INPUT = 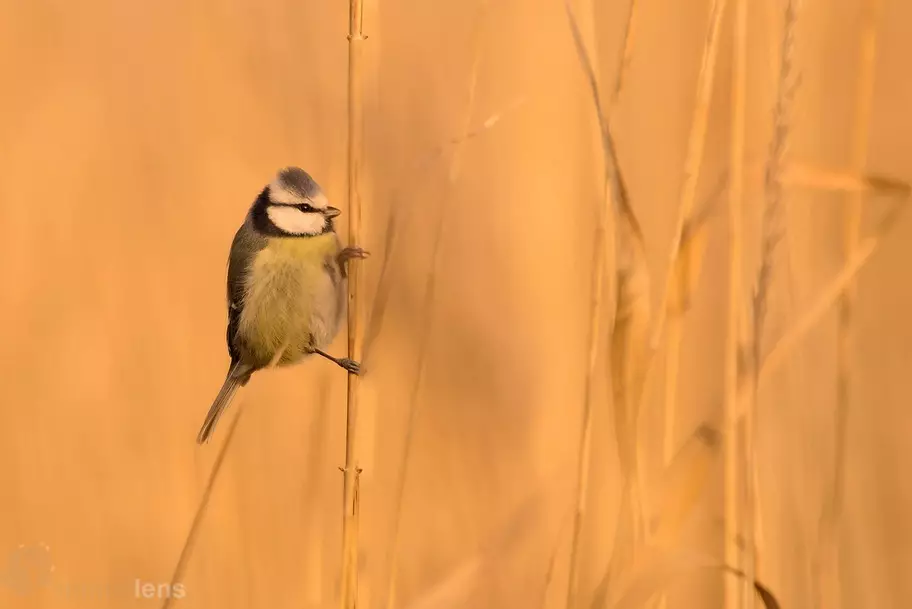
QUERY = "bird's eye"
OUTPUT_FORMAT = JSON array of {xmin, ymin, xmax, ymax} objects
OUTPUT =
[{"xmin": 297, "ymin": 203, "xmax": 315, "ymax": 213}]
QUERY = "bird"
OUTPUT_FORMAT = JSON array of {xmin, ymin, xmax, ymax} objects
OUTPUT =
[{"xmin": 196, "ymin": 167, "xmax": 367, "ymax": 444}]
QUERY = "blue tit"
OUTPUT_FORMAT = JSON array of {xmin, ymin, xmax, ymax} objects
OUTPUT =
[{"xmin": 197, "ymin": 167, "xmax": 367, "ymax": 444}]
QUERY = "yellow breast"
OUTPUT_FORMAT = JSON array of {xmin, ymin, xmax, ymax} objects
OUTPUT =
[{"xmin": 238, "ymin": 233, "xmax": 342, "ymax": 367}]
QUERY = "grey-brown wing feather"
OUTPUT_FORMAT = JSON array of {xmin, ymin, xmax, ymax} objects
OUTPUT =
[{"xmin": 226, "ymin": 220, "xmax": 267, "ymax": 365}]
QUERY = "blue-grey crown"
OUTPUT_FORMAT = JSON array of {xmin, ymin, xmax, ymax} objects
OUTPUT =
[{"xmin": 276, "ymin": 167, "xmax": 321, "ymax": 198}]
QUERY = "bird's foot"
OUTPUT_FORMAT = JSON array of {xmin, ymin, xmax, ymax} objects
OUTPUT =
[
  {"xmin": 339, "ymin": 358, "xmax": 362, "ymax": 375},
  {"xmin": 338, "ymin": 246, "xmax": 370, "ymax": 265},
  {"xmin": 312, "ymin": 348, "xmax": 362, "ymax": 375}
]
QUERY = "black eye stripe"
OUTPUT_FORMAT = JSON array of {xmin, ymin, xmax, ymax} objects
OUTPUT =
[{"xmin": 268, "ymin": 201, "xmax": 324, "ymax": 214}]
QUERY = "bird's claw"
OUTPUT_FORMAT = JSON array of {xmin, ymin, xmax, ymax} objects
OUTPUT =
[
  {"xmin": 340, "ymin": 358, "xmax": 362, "ymax": 375},
  {"xmin": 338, "ymin": 247, "xmax": 370, "ymax": 264}
]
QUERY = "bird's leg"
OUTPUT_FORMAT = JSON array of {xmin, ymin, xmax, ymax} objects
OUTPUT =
[
  {"xmin": 313, "ymin": 348, "xmax": 361, "ymax": 375},
  {"xmin": 268, "ymin": 341, "xmax": 291, "ymax": 369}
]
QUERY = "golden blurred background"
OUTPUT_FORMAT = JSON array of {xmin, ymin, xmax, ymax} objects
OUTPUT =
[{"xmin": 0, "ymin": 0, "xmax": 909, "ymax": 607}]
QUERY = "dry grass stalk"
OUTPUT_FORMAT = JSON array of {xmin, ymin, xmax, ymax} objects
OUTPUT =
[
  {"xmin": 656, "ymin": 0, "xmax": 728, "ymax": 476},
  {"xmin": 624, "ymin": 421, "xmax": 722, "ymax": 609},
  {"xmin": 607, "ymin": 210, "xmax": 651, "ymax": 564},
  {"xmin": 362, "ymin": 97, "xmax": 523, "ymax": 369},
  {"xmin": 757, "ymin": 183, "xmax": 907, "ymax": 388},
  {"xmin": 606, "ymin": 205, "xmax": 650, "ymax": 601},
  {"xmin": 623, "ymin": 3, "xmax": 728, "ymax": 606},
  {"xmin": 563, "ymin": 2, "xmax": 615, "ymax": 606},
  {"xmin": 743, "ymin": 1, "xmax": 802, "ymax": 606},
  {"xmin": 724, "ymin": 0, "xmax": 750, "ymax": 605},
  {"xmin": 610, "ymin": 0, "xmax": 640, "ymax": 110},
  {"xmin": 781, "ymin": 164, "xmax": 911, "ymax": 196},
  {"xmin": 341, "ymin": 0, "xmax": 367, "ymax": 607},
  {"xmin": 649, "ymin": 424, "xmax": 722, "ymax": 548},
  {"xmin": 602, "ymin": 547, "xmax": 781, "ymax": 609},
  {"xmin": 758, "ymin": 235, "xmax": 875, "ymax": 386},
  {"xmin": 608, "ymin": 0, "xmax": 650, "ymax": 518},
  {"xmin": 588, "ymin": 417, "xmax": 782, "ymax": 609},
  {"xmin": 563, "ymin": 0, "xmax": 649, "ymax": 605},
  {"xmin": 362, "ymin": 105, "xmax": 524, "ymax": 602},
  {"xmin": 822, "ymin": 3, "xmax": 883, "ymax": 605},
  {"xmin": 160, "ymin": 409, "xmax": 245, "ymax": 609},
  {"xmin": 162, "ymin": 341, "xmax": 297, "ymax": 609},
  {"xmin": 383, "ymin": 4, "xmax": 489, "ymax": 607},
  {"xmin": 600, "ymin": 0, "xmax": 650, "ymax": 500},
  {"xmin": 607, "ymin": 145, "xmax": 650, "ymax": 593},
  {"xmin": 401, "ymin": 480, "xmax": 570, "ymax": 609},
  {"xmin": 539, "ymin": 511, "xmax": 573, "ymax": 609},
  {"xmin": 361, "ymin": 210, "xmax": 399, "ymax": 369}
]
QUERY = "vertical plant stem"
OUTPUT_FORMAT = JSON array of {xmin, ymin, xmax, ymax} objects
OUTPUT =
[
  {"xmin": 652, "ymin": 12, "xmax": 728, "ymax": 608},
  {"xmin": 610, "ymin": 0, "xmax": 640, "ymax": 110},
  {"xmin": 562, "ymin": 0, "xmax": 621, "ymax": 604},
  {"xmin": 825, "ymin": 1, "xmax": 882, "ymax": 607},
  {"xmin": 657, "ymin": 0, "xmax": 728, "ymax": 468},
  {"xmin": 383, "ymin": 5, "xmax": 488, "ymax": 608},
  {"xmin": 564, "ymin": 0, "xmax": 648, "ymax": 604},
  {"xmin": 567, "ymin": 206, "xmax": 608, "ymax": 609},
  {"xmin": 642, "ymin": 0, "xmax": 729, "ymax": 604},
  {"xmin": 755, "ymin": 1, "xmax": 800, "ymax": 607},
  {"xmin": 608, "ymin": 0, "xmax": 650, "ymax": 573},
  {"xmin": 342, "ymin": 1, "xmax": 366, "ymax": 608},
  {"xmin": 727, "ymin": 0, "xmax": 748, "ymax": 607}
]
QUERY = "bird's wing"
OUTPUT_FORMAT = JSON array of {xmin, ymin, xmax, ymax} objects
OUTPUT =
[{"xmin": 226, "ymin": 221, "xmax": 266, "ymax": 363}]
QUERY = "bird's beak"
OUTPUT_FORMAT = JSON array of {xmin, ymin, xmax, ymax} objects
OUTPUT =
[{"xmin": 323, "ymin": 206, "xmax": 342, "ymax": 218}]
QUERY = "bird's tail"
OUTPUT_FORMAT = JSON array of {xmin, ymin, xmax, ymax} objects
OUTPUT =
[{"xmin": 197, "ymin": 362, "xmax": 250, "ymax": 444}]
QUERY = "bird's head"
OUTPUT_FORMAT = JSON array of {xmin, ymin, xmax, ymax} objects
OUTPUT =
[{"xmin": 263, "ymin": 167, "xmax": 341, "ymax": 236}]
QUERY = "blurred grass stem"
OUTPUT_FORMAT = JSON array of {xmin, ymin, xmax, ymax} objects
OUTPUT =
[
  {"xmin": 824, "ymin": 0, "xmax": 882, "ymax": 606},
  {"xmin": 383, "ymin": 5, "xmax": 489, "ymax": 608},
  {"xmin": 726, "ymin": 0, "xmax": 748, "ymax": 606}
]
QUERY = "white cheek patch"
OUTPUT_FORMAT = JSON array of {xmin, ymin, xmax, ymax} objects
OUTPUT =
[{"xmin": 266, "ymin": 205, "xmax": 326, "ymax": 235}]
